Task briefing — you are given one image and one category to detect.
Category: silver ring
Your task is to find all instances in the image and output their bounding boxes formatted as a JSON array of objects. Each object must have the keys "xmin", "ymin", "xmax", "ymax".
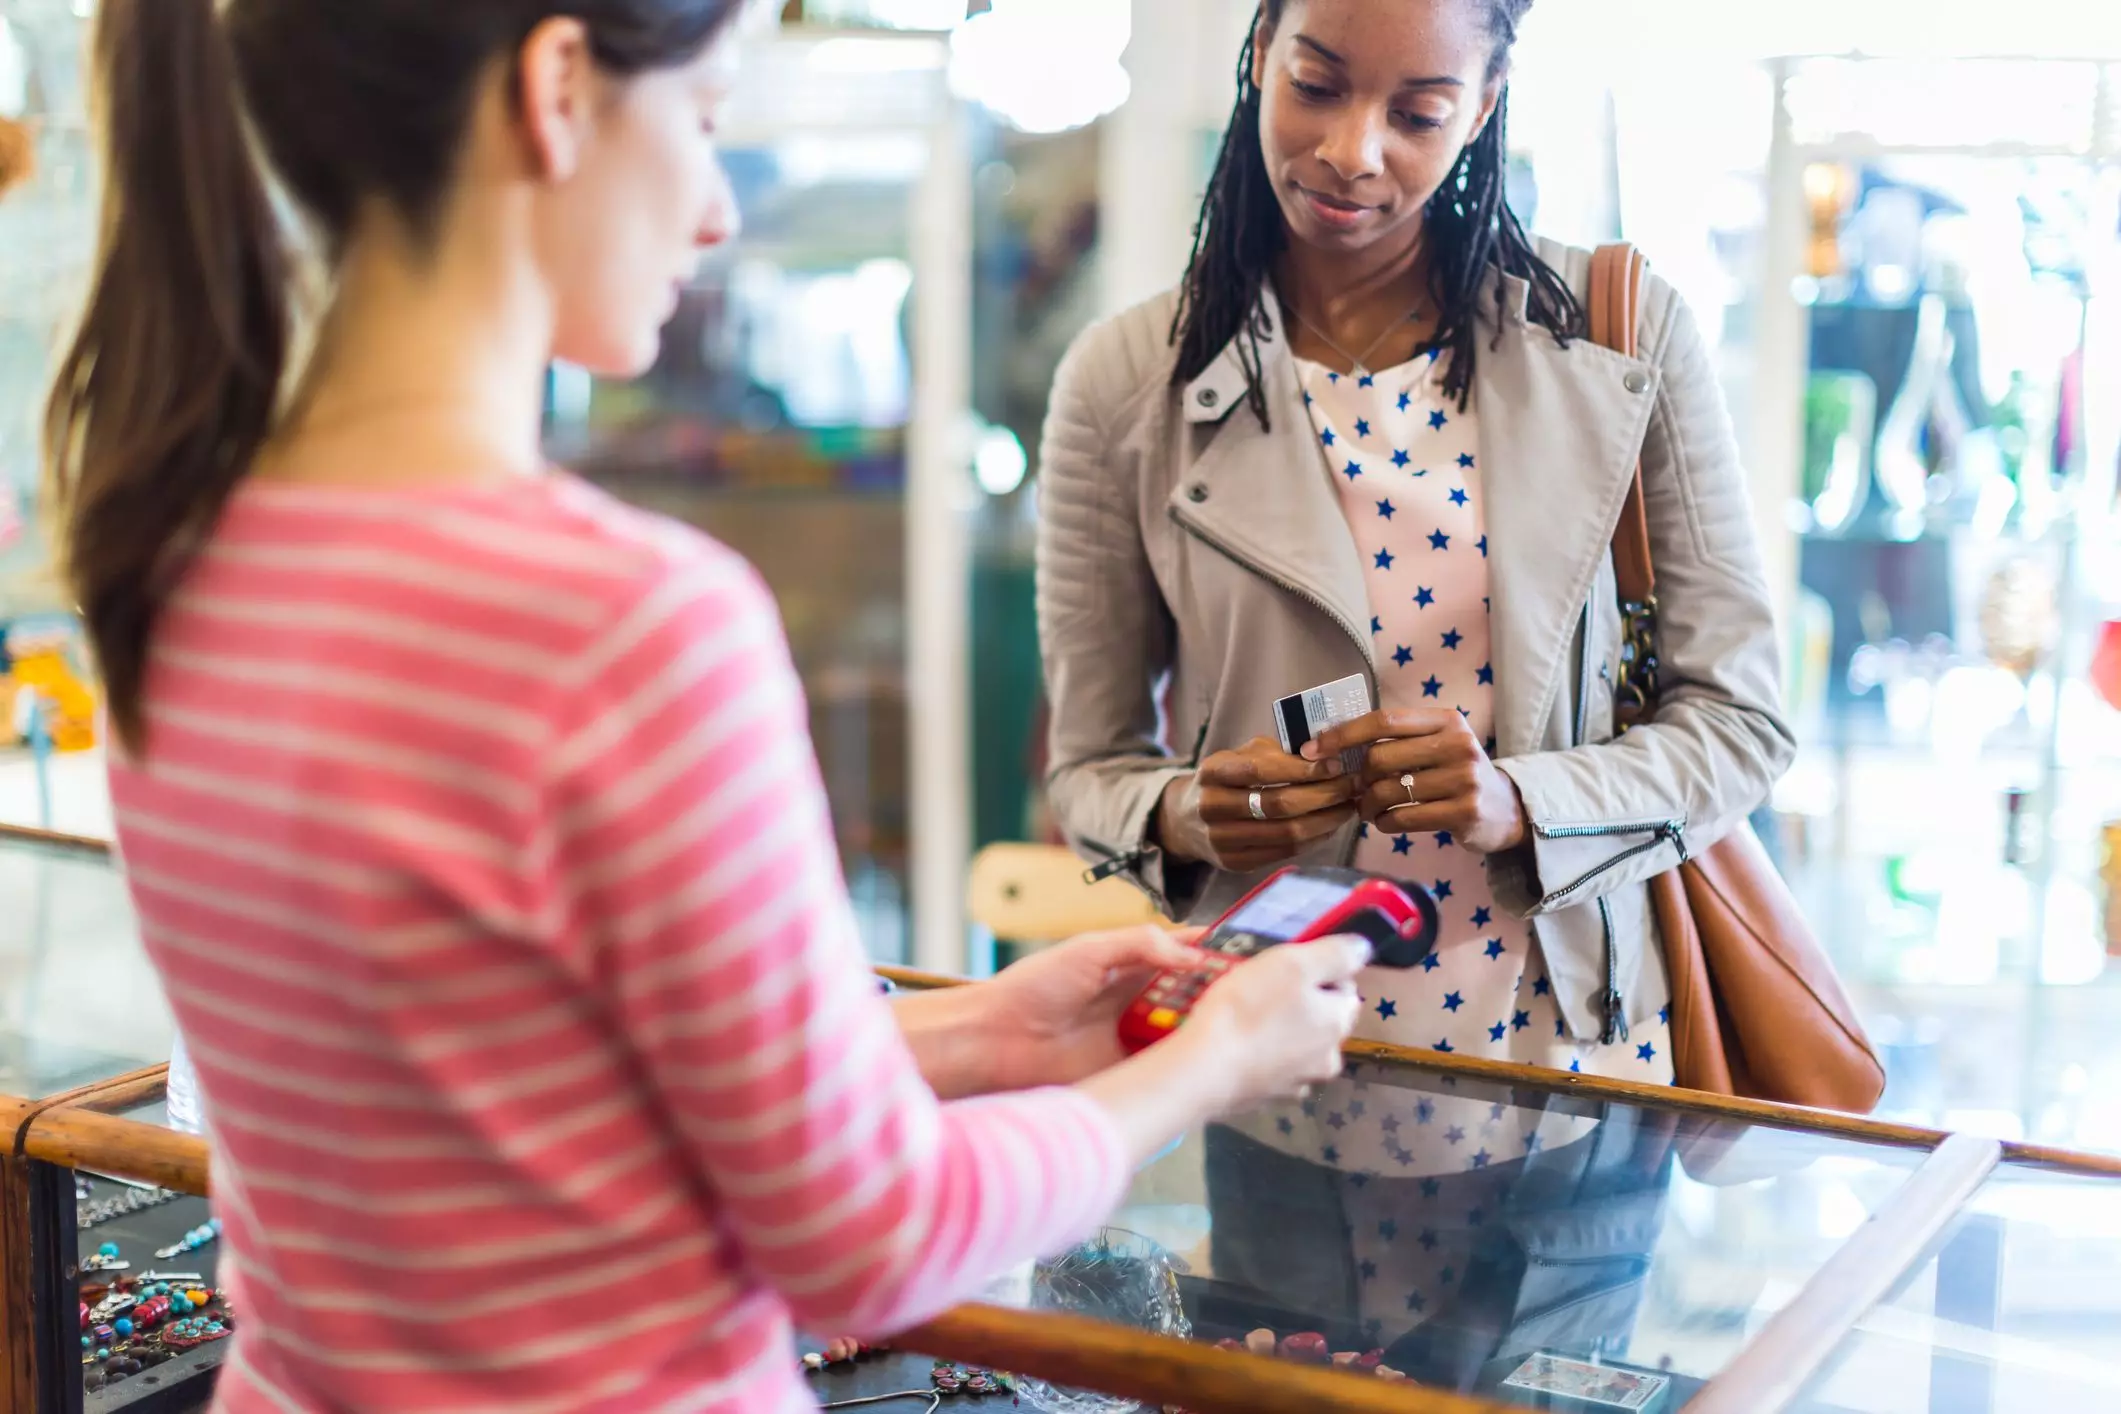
[
  {"xmin": 1401, "ymin": 773, "xmax": 1420, "ymax": 807},
  {"xmin": 1248, "ymin": 789, "xmax": 1267, "ymax": 821}
]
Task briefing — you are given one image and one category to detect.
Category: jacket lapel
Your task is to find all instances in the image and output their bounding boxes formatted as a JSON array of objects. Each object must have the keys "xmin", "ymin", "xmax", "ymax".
[
  {"xmin": 1162, "ymin": 278, "xmax": 1662, "ymax": 741},
  {"xmin": 1170, "ymin": 305, "xmax": 1377, "ymax": 670},
  {"xmin": 1479, "ymin": 275, "xmax": 1662, "ymax": 757}
]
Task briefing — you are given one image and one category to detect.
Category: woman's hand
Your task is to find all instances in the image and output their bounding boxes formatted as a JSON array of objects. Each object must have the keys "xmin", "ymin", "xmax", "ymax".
[
  {"xmin": 1156, "ymin": 737, "xmax": 1359, "ymax": 870},
  {"xmin": 978, "ymin": 925, "xmax": 1206, "ymax": 1089},
  {"xmin": 1310, "ymin": 709, "xmax": 1529, "ymax": 855},
  {"xmin": 1077, "ymin": 936, "xmax": 1368, "ymax": 1162},
  {"xmin": 1182, "ymin": 937, "xmax": 1368, "ymax": 1106}
]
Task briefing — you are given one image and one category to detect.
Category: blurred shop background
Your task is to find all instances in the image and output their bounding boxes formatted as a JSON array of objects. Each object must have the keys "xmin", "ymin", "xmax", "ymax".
[{"xmin": 2, "ymin": 0, "xmax": 2121, "ymax": 1157}]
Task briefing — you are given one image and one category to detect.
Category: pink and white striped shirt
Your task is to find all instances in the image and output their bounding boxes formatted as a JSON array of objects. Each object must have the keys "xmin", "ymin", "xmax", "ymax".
[{"xmin": 108, "ymin": 473, "xmax": 1129, "ymax": 1413}]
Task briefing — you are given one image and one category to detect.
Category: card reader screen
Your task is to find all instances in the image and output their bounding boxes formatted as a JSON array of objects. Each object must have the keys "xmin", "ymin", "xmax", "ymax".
[{"xmin": 1219, "ymin": 874, "xmax": 1353, "ymax": 944}]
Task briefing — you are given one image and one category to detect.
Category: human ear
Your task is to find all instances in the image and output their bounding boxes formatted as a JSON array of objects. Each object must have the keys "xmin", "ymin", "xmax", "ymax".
[{"xmin": 516, "ymin": 17, "xmax": 598, "ymax": 182}]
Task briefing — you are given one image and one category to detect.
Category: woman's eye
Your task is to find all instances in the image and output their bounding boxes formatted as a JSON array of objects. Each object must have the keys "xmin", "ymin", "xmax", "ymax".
[
  {"xmin": 1395, "ymin": 111, "xmax": 1446, "ymax": 131},
  {"xmin": 1290, "ymin": 79, "xmax": 1334, "ymax": 100}
]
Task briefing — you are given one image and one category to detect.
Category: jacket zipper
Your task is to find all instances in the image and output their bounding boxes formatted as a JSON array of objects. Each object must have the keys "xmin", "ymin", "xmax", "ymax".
[
  {"xmin": 1574, "ymin": 601, "xmax": 1595, "ymax": 746},
  {"xmin": 1083, "ymin": 843, "xmax": 1140, "ymax": 886},
  {"xmin": 1568, "ymin": 604, "xmax": 1636, "ymax": 1042},
  {"xmin": 1597, "ymin": 896, "xmax": 1625, "ymax": 1044},
  {"xmin": 1170, "ymin": 507, "xmax": 1377, "ymax": 682},
  {"xmin": 1533, "ymin": 818, "xmax": 1689, "ymax": 912},
  {"xmin": 1081, "ymin": 718, "xmax": 1215, "ymax": 889}
]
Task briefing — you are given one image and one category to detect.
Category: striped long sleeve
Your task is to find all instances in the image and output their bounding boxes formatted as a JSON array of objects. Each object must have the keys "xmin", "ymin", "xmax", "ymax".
[
  {"xmin": 108, "ymin": 474, "xmax": 1130, "ymax": 1414},
  {"xmin": 547, "ymin": 548, "xmax": 1130, "ymax": 1333}
]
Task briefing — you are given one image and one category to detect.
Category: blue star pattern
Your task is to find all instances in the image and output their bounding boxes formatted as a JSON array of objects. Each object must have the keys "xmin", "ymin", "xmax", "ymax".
[{"xmin": 1224, "ymin": 349, "xmax": 1674, "ymax": 1188}]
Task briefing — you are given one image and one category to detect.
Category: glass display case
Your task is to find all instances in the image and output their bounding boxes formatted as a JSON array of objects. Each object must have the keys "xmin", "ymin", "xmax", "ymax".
[
  {"xmin": 1037, "ymin": 1059, "xmax": 1933, "ymax": 1407},
  {"xmin": 17, "ymin": 994, "xmax": 2121, "ymax": 1414},
  {"xmin": 0, "ymin": 834, "xmax": 166, "ymax": 1102},
  {"xmin": 1803, "ymin": 1161, "xmax": 2121, "ymax": 1412}
]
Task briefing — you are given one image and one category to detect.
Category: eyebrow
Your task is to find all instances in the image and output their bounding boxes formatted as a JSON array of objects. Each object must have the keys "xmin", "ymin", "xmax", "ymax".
[{"xmin": 1291, "ymin": 34, "xmax": 1467, "ymax": 89}]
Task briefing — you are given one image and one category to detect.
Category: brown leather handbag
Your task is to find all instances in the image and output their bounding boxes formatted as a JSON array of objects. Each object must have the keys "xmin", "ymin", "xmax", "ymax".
[{"xmin": 1586, "ymin": 243, "xmax": 1886, "ymax": 1114}]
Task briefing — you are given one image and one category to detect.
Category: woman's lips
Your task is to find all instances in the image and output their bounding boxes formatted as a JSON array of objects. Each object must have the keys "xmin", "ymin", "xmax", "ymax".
[{"xmin": 1299, "ymin": 186, "xmax": 1375, "ymax": 230}]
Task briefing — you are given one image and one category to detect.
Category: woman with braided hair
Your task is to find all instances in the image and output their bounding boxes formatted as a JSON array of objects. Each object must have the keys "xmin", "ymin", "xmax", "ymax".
[{"xmin": 1036, "ymin": 0, "xmax": 1792, "ymax": 1276}]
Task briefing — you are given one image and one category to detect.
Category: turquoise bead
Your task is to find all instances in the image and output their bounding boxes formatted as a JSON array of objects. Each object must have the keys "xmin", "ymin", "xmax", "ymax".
[
  {"xmin": 97, "ymin": 1242, "xmax": 118, "ymax": 1258},
  {"xmin": 114, "ymin": 1319, "xmax": 133, "ymax": 1337}
]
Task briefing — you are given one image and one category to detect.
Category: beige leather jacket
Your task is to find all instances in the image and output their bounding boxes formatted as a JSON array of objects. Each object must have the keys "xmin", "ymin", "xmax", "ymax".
[{"xmin": 1035, "ymin": 241, "xmax": 1796, "ymax": 1043}]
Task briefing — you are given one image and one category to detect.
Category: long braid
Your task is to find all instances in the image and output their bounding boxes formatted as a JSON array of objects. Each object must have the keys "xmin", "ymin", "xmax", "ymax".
[
  {"xmin": 1169, "ymin": 20, "xmax": 1285, "ymax": 429},
  {"xmin": 1171, "ymin": 0, "xmax": 1584, "ymax": 423}
]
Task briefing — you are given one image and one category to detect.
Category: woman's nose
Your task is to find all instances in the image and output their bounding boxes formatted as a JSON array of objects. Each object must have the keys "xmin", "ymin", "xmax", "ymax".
[
  {"xmin": 697, "ymin": 160, "xmax": 740, "ymax": 250},
  {"xmin": 1316, "ymin": 108, "xmax": 1386, "ymax": 184}
]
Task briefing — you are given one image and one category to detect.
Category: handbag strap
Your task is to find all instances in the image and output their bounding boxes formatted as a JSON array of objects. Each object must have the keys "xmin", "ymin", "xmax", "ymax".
[{"xmin": 1587, "ymin": 243, "xmax": 1660, "ymax": 722}]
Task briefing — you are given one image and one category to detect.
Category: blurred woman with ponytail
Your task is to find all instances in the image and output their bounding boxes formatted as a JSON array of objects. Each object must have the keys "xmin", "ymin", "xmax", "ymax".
[
  {"xmin": 1036, "ymin": 0, "xmax": 1791, "ymax": 1291},
  {"xmin": 46, "ymin": 3, "xmax": 1370, "ymax": 1408}
]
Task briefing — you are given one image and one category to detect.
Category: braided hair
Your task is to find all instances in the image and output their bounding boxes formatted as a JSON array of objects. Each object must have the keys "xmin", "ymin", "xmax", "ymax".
[{"xmin": 1170, "ymin": 0, "xmax": 1583, "ymax": 426}]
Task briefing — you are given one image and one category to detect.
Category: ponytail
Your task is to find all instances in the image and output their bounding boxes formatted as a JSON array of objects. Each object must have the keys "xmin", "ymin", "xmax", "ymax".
[{"xmin": 44, "ymin": 0, "xmax": 290, "ymax": 757}]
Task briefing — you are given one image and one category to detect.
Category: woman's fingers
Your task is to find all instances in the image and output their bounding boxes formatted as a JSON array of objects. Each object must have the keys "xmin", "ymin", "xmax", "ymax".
[
  {"xmin": 1308, "ymin": 707, "xmax": 1461, "ymax": 759},
  {"xmin": 1203, "ymin": 807, "xmax": 1360, "ymax": 869},
  {"xmin": 1199, "ymin": 737, "xmax": 1344, "ymax": 788},
  {"xmin": 1199, "ymin": 778, "xmax": 1354, "ymax": 823}
]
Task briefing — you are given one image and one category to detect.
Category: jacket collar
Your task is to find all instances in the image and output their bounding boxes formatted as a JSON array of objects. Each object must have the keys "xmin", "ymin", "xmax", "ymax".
[
  {"xmin": 1180, "ymin": 273, "xmax": 1537, "ymax": 425},
  {"xmin": 1170, "ymin": 268, "xmax": 1660, "ymax": 758}
]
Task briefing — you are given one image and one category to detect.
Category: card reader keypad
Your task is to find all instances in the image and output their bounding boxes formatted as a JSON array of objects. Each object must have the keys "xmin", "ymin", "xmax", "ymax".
[{"xmin": 1138, "ymin": 954, "xmax": 1236, "ymax": 1031}]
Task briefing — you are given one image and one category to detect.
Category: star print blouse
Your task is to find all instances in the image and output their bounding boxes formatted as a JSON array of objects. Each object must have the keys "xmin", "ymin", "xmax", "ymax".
[{"xmin": 1224, "ymin": 353, "xmax": 1674, "ymax": 1186}]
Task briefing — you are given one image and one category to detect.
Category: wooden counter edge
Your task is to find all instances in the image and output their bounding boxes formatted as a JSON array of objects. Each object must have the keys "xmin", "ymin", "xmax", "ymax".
[
  {"xmin": 21, "ymin": 1106, "xmax": 209, "ymax": 1198},
  {"xmin": 877, "ymin": 964, "xmax": 2121, "ymax": 1177},
  {"xmin": 0, "ymin": 822, "xmax": 115, "ymax": 857},
  {"xmin": 14, "ymin": 1108, "xmax": 1509, "ymax": 1413},
  {"xmin": 903, "ymin": 1304, "xmax": 1515, "ymax": 1414}
]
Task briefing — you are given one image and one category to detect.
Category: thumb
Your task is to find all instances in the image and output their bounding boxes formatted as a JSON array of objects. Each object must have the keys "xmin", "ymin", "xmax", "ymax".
[
  {"xmin": 1079, "ymin": 925, "xmax": 1200, "ymax": 974},
  {"xmin": 1281, "ymin": 935, "xmax": 1373, "ymax": 987}
]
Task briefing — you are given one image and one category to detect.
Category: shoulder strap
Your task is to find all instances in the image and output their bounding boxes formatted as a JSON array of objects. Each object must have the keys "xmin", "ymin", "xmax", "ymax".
[{"xmin": 1587, "ymin": 243, "xmax": 1654, "ymax": 608}]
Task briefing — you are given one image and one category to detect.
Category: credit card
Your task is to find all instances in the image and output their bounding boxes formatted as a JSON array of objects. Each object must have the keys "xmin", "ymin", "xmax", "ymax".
[{"xmin": 1272, "ymin": 674, "xmax": 1371, "ymax": 775}]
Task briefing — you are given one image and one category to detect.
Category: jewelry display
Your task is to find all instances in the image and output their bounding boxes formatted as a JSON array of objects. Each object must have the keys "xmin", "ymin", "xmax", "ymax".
[
  {"xmin": 1210, "ymin": 1326, "xmax": 1408, "ymax": 1382},
  {"xmin": 800, "ymin": 1341, "xmax": 1019, "ymax": 1409},
  {"xmin": 79, "ymin": 1184, "xmax": 182, "ymax": 1230},
  {"xmin": 75, "ymin": 1222, "xmax": 236, "ymax": 1392},
  {"xmin": 1015, "ymin": 1229, "xmax": 1189, "ymax": 1414},
  {"xmin": 810, "ymin": 1361, "xmax": 1020, "ymax": 1411},
  {"xmin": 154, "ymin": 1216, "xmax": 223, "ymax": 1260}
]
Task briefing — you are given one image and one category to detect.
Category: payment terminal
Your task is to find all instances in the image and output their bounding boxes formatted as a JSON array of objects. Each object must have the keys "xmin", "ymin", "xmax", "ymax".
[{"xmin": 1117, "ymin": 867, "xmax": 1439, "ymax": 1053}]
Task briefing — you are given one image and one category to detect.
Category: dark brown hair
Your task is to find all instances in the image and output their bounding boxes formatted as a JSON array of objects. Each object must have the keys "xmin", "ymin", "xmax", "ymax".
[
  {"xmin": 1172, "ymin": 0, "xmax": 1583, "ymax": 426},
  {"xmin": 44, "ymin": 0, "xmax": 742, "ymax": 754}
]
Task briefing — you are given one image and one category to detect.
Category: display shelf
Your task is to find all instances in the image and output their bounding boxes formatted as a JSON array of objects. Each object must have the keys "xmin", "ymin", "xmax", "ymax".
[{"xmin": 18, "ymin": 1016, "xmax": 2121, "ymax": 1414}]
